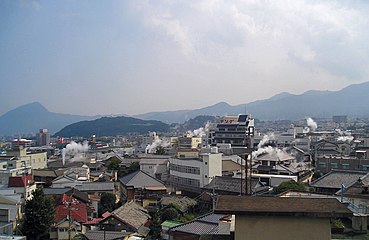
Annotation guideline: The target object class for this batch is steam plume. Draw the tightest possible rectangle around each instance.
[62,141,89,165]
[306,117,317,132]
[145,137,171,154]
[257,133,275,148]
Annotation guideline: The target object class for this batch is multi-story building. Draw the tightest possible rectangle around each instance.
[11,138,32,148]
[0,147,47,185]
[36,129,51,146]
[207,115,255,148]
[169,147,222,194]
[178,136,202,149]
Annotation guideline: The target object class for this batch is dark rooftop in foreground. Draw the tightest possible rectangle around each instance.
[215,195,352,218]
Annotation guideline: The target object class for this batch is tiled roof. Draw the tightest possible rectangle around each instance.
[202,176,264,194]
[44,187,70,195]
[75,182,114,192]
[139,158,169,165]
[215,196,352,217]
[169,213,227,236]
[33,169,58,177]
[105,201,151,231]
[119,170,165,189]
[310,170,366,189]
[44,188,89,203]
[222,159,244,172]
[160,196,197,213]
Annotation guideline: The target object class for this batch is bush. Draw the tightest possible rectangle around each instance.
[272,180,306,194]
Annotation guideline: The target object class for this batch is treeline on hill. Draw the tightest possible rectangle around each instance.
[54,116,170,137]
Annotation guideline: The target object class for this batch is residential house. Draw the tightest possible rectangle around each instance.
[119,170,167,207]
[252,149,313,182]
[160,196,197,214]
[98,201,151,235]
[0,193,21,235]
[50,194,88,240]
[8,175,36,202]
[310,169,367,194]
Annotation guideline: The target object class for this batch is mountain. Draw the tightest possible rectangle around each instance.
[0,102,96,136]
[171,115,219,133]
[134,81,369,123]
[55,116,170,137]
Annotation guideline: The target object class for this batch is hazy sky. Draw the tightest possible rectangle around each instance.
[1,0,369,116]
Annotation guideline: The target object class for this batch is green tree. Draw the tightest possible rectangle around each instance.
[271,180,306,194]
[128,161,140,173]
[107,158,120,171]
[155,146,166,155]
[161,207,179,221]
[21,188,55,240]
[98,192,117,216]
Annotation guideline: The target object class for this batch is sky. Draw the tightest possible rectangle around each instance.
[1,0,369,116]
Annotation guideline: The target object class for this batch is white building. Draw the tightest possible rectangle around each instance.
[169,148,222,194]
[140,157,169,182]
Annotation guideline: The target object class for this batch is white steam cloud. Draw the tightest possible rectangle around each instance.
[251,146,286,160]
[145,137,171,154]
[257,133,275,148]
[192,122,211,137]
[304,117,318,133]
[336,129,354,142]
[62,141,89,165]
[337,136,354,142]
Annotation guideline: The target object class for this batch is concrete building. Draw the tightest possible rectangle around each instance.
[139,157,169,182]
[207,115,254,148]
[177,136,202,149]
[169,148,222,194]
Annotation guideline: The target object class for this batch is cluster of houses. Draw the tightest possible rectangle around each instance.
[1,115,369,239]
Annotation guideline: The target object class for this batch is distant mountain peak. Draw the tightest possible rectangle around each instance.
[210,101,231,108]
[267,92,294,101]
[2,102,49,117]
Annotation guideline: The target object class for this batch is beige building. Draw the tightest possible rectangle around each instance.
[215,195,352,240]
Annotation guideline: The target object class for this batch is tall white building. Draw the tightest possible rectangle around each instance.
[169,147,222,194]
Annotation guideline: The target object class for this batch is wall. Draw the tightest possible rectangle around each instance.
[235,215,330,240]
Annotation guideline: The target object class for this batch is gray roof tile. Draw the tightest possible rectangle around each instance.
[310,170,367,189]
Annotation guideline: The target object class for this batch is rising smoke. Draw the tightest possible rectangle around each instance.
[192,122,211,138]
[303,117,318,133]
[145,137,171,154]
[336,129,354,142]
[62,141,89,165]
[257,133,275,148]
